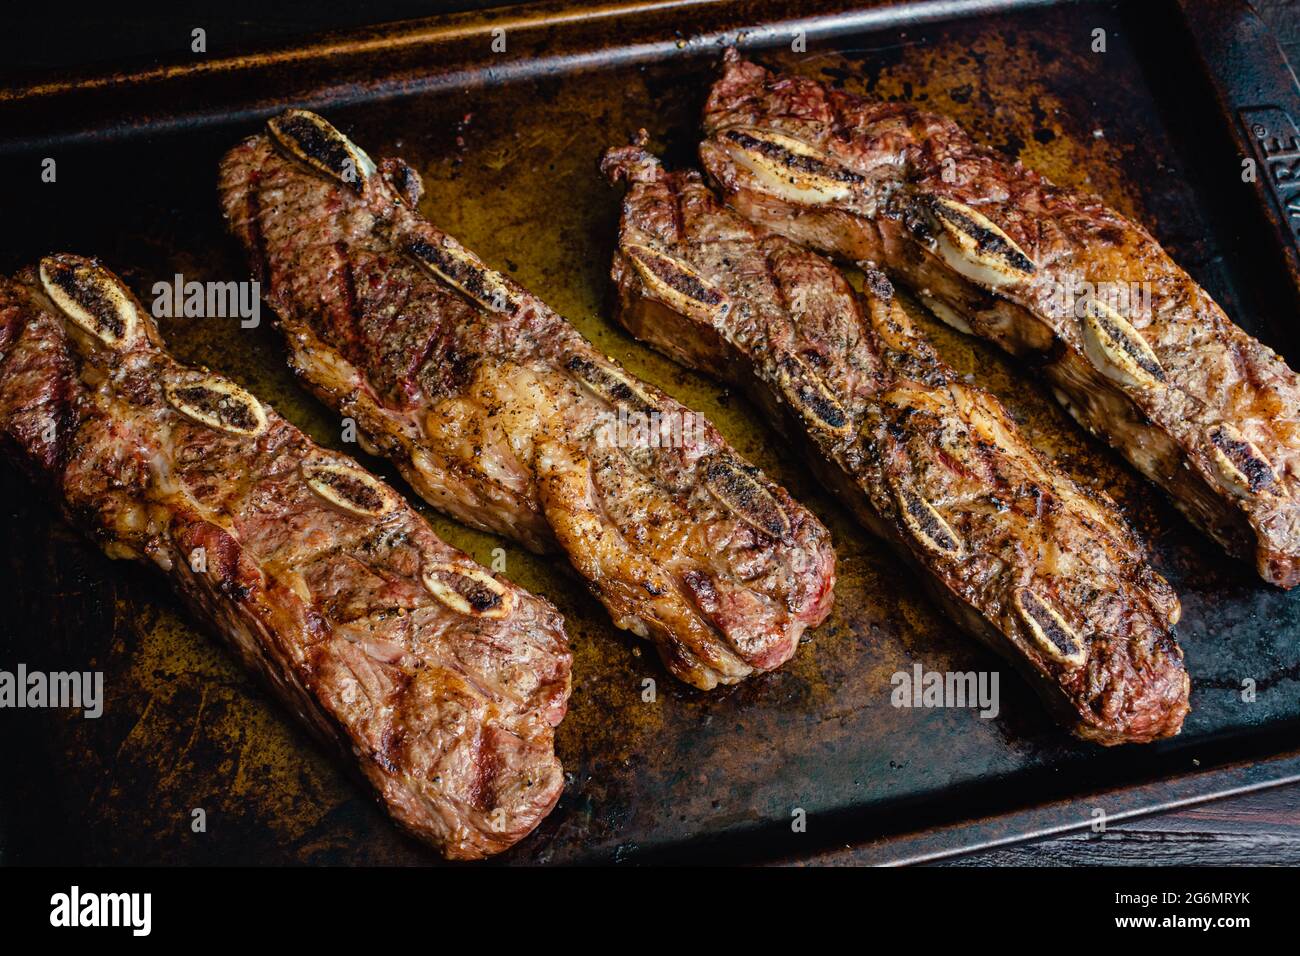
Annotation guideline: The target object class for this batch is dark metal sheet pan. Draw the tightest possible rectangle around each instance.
[1,0,1299,865]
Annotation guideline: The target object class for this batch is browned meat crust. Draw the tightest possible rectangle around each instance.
[699,50,1300,588]
[219,110,835,690]
[603,143,1189,744]
[0,255,572,859]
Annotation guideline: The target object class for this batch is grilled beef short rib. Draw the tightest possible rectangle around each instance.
[603,144,1189,744]
[219,110,835,690]
[698,50,1300,588]
[0,255,572,859]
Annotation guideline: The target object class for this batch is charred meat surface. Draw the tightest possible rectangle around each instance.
[603,144,1189,744]
[698,50,1300,588]
[219,110,835,691]
[0,255,572,860]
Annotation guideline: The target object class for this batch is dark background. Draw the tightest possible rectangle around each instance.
[2,0,1298,866]
[4,0,1296,82]
[0,2,526,80]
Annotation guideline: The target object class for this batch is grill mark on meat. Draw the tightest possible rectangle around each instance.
[471,733,501,812]
[407,326,449,400]
[322,245,372,368]
[671,185,687,244]
[334,241,362,345]
[245,167,270,287]
[827,90,849,143]
[762,248,786,312]
[432,344,480,397]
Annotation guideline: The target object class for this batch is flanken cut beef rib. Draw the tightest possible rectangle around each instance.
[0,255,571,859]
[603,142,1189,744]
[219,110,835,690]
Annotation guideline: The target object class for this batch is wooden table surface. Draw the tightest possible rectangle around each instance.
[2,0,1299,867]
[936,782,1300,866]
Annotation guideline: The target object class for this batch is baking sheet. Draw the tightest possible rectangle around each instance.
[1,0,1298,865]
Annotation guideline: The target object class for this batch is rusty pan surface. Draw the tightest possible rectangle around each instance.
[1,0,1299,865]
